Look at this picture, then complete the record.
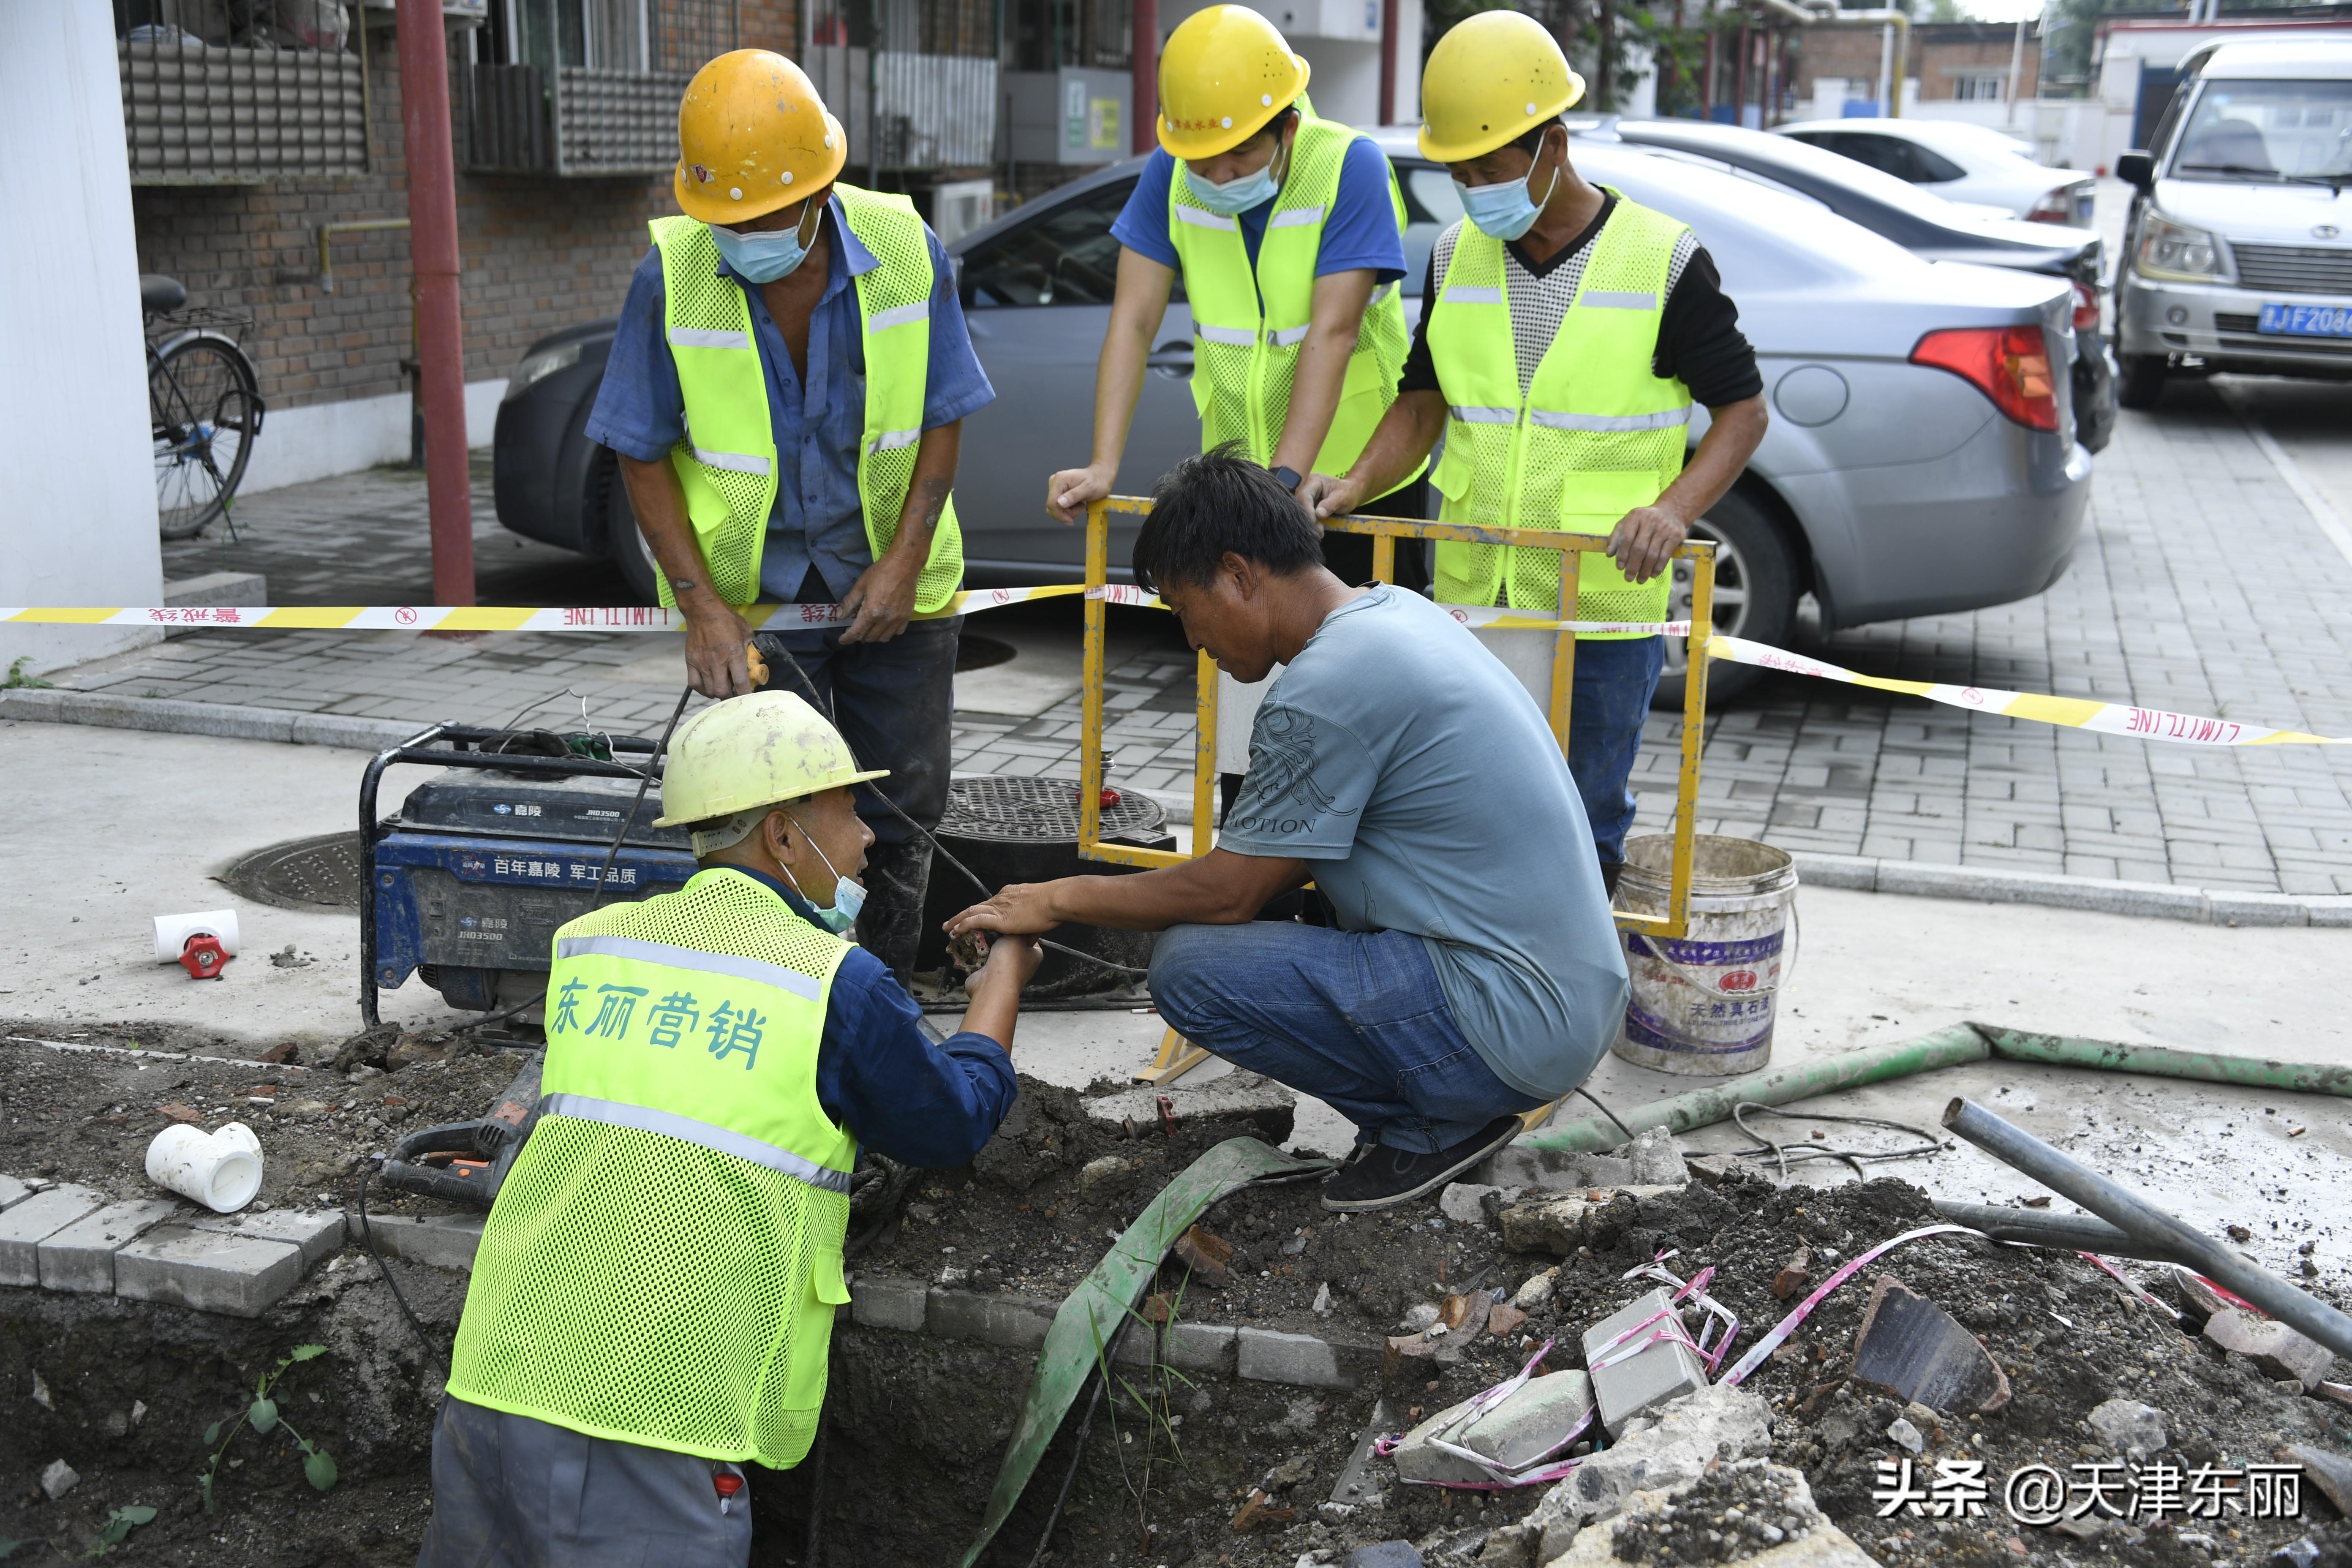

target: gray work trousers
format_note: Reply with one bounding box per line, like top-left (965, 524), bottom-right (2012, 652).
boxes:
top-left (415, 1396), bottom-right (751, 1568)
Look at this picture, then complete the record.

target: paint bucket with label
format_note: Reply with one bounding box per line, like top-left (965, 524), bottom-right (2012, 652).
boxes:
top-left (1610, 834), bottom-right (1798, 1077)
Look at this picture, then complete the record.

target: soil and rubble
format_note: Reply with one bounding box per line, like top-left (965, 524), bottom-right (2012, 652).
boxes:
top-left (5, 1023), bottom-right (2351, 1568)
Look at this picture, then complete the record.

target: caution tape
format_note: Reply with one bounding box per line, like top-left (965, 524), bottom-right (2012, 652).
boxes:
top-left (10, 594), bottom-right (2347, 748)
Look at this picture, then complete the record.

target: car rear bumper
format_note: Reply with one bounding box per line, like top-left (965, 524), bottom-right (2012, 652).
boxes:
top-left (2118, 275), bottom-right (2352, 377)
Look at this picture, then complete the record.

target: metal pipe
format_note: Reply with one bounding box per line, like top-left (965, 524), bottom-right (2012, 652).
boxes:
top-left (1942, 1097), bottom-right (2352, 1363)
top-left (315, 218), bottom-right (410, 294)
top-left (395, 0), bottom-right (475, 608)
top-left (1927, 1199), bottom-right (2178, 1264)
top-left (1132, 0), bottom-right (1157, 155)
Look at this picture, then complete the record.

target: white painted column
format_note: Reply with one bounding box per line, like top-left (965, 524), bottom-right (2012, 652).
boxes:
top-left (0, 3), bottom-right (164, 675)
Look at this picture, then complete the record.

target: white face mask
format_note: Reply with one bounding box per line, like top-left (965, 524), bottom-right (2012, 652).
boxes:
top-left (1184, 129), bottom-right (1290, 217)
top-left (786, 815), bottom-right (865, 935)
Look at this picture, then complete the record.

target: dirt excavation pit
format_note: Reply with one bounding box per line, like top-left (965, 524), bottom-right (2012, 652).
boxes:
top-left (6, 1026), bottom-right (2352, 1567)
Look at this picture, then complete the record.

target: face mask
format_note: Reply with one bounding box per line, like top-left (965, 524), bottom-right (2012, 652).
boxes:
top-left (787, 816), bottom-right (866, 935)
top-left (1184, 135), bottom-right (1288, 217)
top-left (1454, 136), bottom-right (1562, 242)
top-left (710, 201), bottom-right (819, 283)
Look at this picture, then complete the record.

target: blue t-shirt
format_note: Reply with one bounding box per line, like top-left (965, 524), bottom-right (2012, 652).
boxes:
top-left (584, 197), bottom-right (996, 603)
top-left (1109, 140), bottom-right (1406, 283)
top-left (1218, 586), bottom-right (1630, 1100)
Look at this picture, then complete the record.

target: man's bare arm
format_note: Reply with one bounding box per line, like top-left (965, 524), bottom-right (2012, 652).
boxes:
top-left (944, 849), bottom-right (1309, 937)
top-left (838, 419), bottom-right (959, 644)
top-left (618, 452), bottom-right (755, 697)
top-left (1298, 388), bottom-right (1447, 519)
top-left (1269, 268), bottom-right (1378, 482)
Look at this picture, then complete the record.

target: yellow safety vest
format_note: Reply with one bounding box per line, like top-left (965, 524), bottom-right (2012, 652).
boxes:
top-left (1165, 113), bottom-right (1416, 477)
top-left (649, 186), bottom-right (963, 611)
top-left (449, 867), bottom-right (857, 1470)
top-left (1426, 194), bottom-right (1692, 635)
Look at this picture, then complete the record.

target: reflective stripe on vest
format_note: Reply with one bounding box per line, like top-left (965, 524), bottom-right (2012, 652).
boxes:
top-left (1164, 114), bottom-right (1418, 478)
top-left (1424, 196), bottom-right (1694, 634)
top-left (648, 189), bottom-right (964, 612)
top-left (542, 1091), bottom-right (855, 1194)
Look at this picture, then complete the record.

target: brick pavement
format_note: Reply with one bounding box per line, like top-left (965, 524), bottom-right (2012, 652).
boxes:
top-left (47, 385), bottom-right (2352, 894)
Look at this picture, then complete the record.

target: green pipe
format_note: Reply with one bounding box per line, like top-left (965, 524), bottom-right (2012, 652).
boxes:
top-left (1519, 1023), bottom-right (1991, 1154)
top-left (1521, 1019), bottom-right (2352, 1157)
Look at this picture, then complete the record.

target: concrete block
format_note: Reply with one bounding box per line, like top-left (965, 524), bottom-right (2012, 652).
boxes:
top-left (2204, 1307), bottom-right (2333, 1390)
top-left (187, 1207), bottom-right (346, 1269)
top-left (1497, 1189), bottom-right (1680, 1254)
top-left (1084, 1069), bottom-right (1296, 1146)
top-left (0, 1184), bottom-right (107, 1286)
top-left (1439, 1183), bottom-right (1499, 1224)
top-left (1114, 1320), bottom-right (1236, 1378)
top-left (2204, 890), bottom-right (2309, 927)
top-left (849, 1274), bottom-right (929, 1333)
top-left (1464, 1371), bottom-right (1595, 1470)
top-left (348, 1211), bottom-right (484, 1271)
top-left (1544, 1462), bottom-right (1871, 1568)
top-left (1784, 851), bottom-right (1878, 891)
top-left (0, 1175), bottom-right (33, 1211)
top-left (36, 1198), bottom-right (188, 1293)
top-left (1583, 1289), bottom-right (1708, 1437)
top-left (114, 1226), bottom-right (304, 1317)
top-left (1237, 1326), bottom-right (1372, 1389)
top-left (2308, 898), bottom-right (2352, 929)
top-left (1390, 1394), bottom-right (1492, 1484)
top-left (928, 1289), bottom-right (1057, 1352)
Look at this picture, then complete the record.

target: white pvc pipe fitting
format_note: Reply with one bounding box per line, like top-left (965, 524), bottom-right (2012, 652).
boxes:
top-left (146, 1121), bottom-right (264, 1213)
top-left (153, 909), bottom-right (241, 964)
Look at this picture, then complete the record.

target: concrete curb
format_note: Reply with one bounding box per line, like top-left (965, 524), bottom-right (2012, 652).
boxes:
top-left (0, 1173), bottom-right (343, 1319)
top-left (8, 686), bottom-right (2345, 926)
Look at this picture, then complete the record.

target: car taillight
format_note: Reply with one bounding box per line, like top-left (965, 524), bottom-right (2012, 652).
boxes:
top-left (1911, 326), bottom-right (2060, 432)
top-left (2071, 279), bottom-right (2101, 333)
top-left (2025, 185), bottom-right (2078, 225)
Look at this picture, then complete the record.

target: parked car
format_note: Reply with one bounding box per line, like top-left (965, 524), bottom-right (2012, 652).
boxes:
top-left (2112, 39), bottom-right (2352, 408)
top-left (1607, 117), bottom-right (2113, 451)
top-left (495, 130), bottom-right (2090, 706)
top-left (1774, 117), bottom-right (2096, 226)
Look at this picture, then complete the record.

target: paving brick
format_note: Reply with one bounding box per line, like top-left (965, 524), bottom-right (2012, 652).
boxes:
top-left (927, 1289), bottom-right (1057, 1351)
top-left (1584, 1288), bottom-right (1708, 1436)
top-left (114, 1226), bottom-right (305, 1317)
top-left (36, 1198), bottom-right (190, 1293)
top-left (0, 1175), bottom-right (33, 1212)
top-left (187, 1208), bottom-right (346, 1269)
top-left (1236, 1326), bottom-right (1375, 1389)
top-left (0, 1185), bottom-right (107, 1286)
top-left (348, 1211), bottom-right (484, 1271)
top-left (848, 1274), bottom-right (928, 1333)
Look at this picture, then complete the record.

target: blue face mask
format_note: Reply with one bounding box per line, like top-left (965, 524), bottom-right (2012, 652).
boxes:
top-left (789, 819), bottom-right (866, 935)
top-left (1184, 137), bottom-right (1289, 217)
top-left (710, 204), bottom-right (818, 283)
top-left (1454, 146), bottom-right (1563, 242)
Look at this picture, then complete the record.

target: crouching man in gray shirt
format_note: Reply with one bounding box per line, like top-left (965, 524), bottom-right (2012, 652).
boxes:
top-left (946, 446), bottom-right (1627, 1211)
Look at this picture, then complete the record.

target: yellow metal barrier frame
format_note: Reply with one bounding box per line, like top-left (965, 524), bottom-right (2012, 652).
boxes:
top-left (1074, 496), bottom-right (1715, 1082)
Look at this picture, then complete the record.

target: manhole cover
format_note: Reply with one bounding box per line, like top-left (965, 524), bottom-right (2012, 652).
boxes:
top-left (956, 633), bottom-right (1016, 672)
top-left (218, 832), bottom-right (364, 912)
top-left (941, 774), bottom-right (1167, 844)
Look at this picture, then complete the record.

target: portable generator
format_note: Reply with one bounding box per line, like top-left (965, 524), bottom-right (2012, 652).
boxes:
top-left (359, 723), bottom-right (697, 1028)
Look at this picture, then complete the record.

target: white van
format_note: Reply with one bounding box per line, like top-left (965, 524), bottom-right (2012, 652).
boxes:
top-left (2113, 38), bottom-right (2352, 407)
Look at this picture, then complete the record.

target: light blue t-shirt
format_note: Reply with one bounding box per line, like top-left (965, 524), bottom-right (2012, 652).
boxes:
top-left (1218, 586), bottom-right (1629, 1100)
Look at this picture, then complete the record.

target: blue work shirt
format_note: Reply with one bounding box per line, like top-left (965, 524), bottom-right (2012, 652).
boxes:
top-left (1110, 141), bottom-right (1407, 283)
top-left (585, 196), bottom-right (996, 602)
top-left (729, 865), bottom-right (1017, 1169)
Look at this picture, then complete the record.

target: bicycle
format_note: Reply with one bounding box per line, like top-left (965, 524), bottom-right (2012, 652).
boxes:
top-left (144, 273), bottom-right (265, 540)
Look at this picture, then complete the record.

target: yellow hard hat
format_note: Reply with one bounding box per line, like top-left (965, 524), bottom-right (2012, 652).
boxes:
top-left (1157, 5), bottom-right (1311, 161)
top-left (674, 49), bottom-right (847, 226)
top-left (1418, 11), bottom-right (1586, 164)
top-left (653, 691), bottom-right (887, 827)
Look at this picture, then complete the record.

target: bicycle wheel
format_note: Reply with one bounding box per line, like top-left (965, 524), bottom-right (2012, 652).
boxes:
top-left (152, 335), bottom-right (260, 540)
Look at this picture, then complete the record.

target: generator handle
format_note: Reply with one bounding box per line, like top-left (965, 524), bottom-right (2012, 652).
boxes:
top-left (360, 724), bottom-right (453, 1028)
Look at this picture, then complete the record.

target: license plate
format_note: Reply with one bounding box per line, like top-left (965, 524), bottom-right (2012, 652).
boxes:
top-left (2257, 302), bottom-right (2352, 338)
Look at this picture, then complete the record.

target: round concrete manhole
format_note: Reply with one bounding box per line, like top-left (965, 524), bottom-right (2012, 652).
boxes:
top-left (218, 832), bottom-right (364, 912)
top-left (956, 632), bottom-right (1016, 672)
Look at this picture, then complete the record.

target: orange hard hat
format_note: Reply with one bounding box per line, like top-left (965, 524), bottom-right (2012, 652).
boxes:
top-left (675, 49), bottom-right (847, 225)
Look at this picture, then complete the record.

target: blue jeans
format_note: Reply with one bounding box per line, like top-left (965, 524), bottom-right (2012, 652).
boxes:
top-left (1149, 922), bottom-right (1545, 1154)
top-left (1568, 636), bottom-right (1665, 863)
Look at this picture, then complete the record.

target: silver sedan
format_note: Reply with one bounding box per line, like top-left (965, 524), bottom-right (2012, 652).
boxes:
top-left (947, 129), bottom-right (2092, 705)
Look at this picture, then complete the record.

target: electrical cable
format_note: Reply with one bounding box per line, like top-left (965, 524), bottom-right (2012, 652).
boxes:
top-left (1574, 1086), bottom-right (1636, 1143)
top-left (1025, 1315), bottom-right (1135, 1568)
top-left (357, 1159), bottom-right (451, 1377)
top-left (1729, 1100), bottom-right (1946, 1184)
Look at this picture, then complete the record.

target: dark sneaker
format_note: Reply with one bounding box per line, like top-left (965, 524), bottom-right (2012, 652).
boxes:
top-left (1320, 1115), bottom-right (1525, 1212)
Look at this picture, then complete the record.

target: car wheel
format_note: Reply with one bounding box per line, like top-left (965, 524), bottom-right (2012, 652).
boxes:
top-left (1651, 487), bottom-right (1798, 712)
top-left (602, 453), bottom-right (663, 605)
top-left (2116, 352), bottom-right (2167, 411)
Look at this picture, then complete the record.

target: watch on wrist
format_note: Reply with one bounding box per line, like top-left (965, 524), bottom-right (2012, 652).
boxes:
top-left (1269, 465), bottom-right (1304, 493)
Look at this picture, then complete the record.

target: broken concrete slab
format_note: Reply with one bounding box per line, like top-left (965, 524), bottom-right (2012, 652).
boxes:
top-left (1498, 1189), bottom-right (1680, 1254)
top-left (0, 1175), bottom-right (33, 1212)
top-left (1847, 1275), bottom-right (2011, 1414)
top-left (1544, 1461), bottom-right (1872, 1568)
top-left (1330, 1397), bottom-right (1391, 1510)
top-left (1083, 1068), bottom-right (1296, 1146)
top-left (0, 1184), bottom-right (107, 1286)
top-left (2087, 1397), bottom-right (2168, 1458)
top-left (2205, 1307), bottom-right (2333, 1390)
top-left (1513, 1269), bottom-right (1558, 1311)
top-left (186, 1206), bottom-right (346, 1269)
top-left (1485, 1127), bottom-right (1686, 1194)
top-left (1523, 1382), bottom-right (1775, 1559)
top-left (1440, 1183), bottom-right (1501, 1225)
top-left (34, 1197), bottom-right (187, 1293)
top-left (1583, 1288), bottom-right (1708, 1437)
top-left (1344, 1546), bottom-right (1424, 1568)
top-left (113, 1225), bottom-right (305, 1317)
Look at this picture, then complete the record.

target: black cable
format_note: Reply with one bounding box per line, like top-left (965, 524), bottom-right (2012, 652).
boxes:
top-left (755, 637), bottom-right (1152, 980)
top-left (357, 1158), bottom-right (450, 1378)
top-left (1026, 1317), bottom-right (1133, 1568)
top-left (1575, 1086), bottom-right (1637, 1143)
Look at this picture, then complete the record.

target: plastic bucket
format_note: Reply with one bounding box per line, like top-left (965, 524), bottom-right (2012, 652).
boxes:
top-left (1611, 834), bottom-right (1798, 1077)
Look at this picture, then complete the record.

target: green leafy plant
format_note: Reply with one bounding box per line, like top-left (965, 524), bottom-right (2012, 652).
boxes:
top-left (2, 656), bottom-right (53, 690)
top-left (199, 1344), bottom-right (338, 1513)
top-left (84, 1506), bottom-right (158, 1557)
top-left (1090, 1270), bottom-right (1201, 1554)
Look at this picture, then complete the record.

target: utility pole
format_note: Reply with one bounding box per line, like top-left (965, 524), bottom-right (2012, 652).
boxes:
top-left (1133, 0), bottom-right (1157, 154)
top-left (1379, 0), bottom-right (1399, 123)
top-left (2006, 11), bottom-right (2028, 125)
top-left (395, 0), bottom-right (473, 608)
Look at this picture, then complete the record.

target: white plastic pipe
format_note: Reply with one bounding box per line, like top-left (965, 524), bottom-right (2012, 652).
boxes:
top-left (146, 1122), bottom-right (263, 1213)
top-left (153, 909), bottom-right (240, 964)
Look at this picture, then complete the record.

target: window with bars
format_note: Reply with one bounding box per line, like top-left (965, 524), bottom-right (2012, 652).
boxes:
top-left (115, 0), bottom-right (369, 183)
top-left (1952, 72), bottom-right (2007, 102)
top-left (803, 0), bottom-right (1002, 173)
top-left (460, 0), bottom-right (734, 175)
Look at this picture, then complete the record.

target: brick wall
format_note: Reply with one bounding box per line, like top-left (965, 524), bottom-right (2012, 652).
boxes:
top-left (131, 3), bottom-right (795, 416)
top-left (1791, 22), bottom-right (2040, 105)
